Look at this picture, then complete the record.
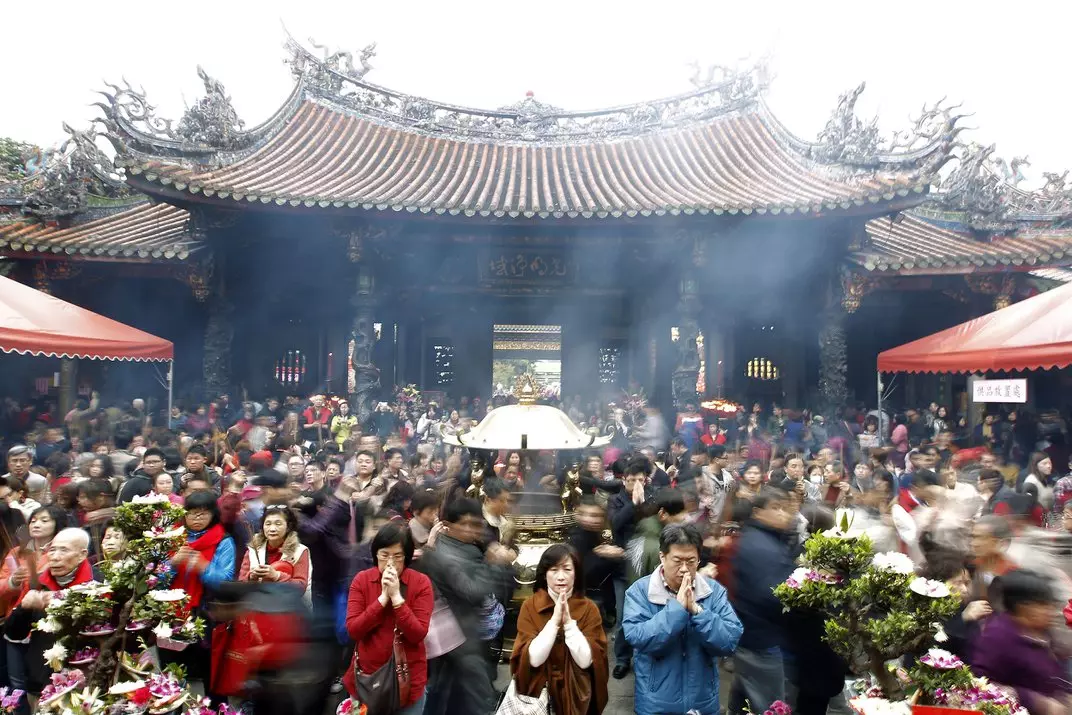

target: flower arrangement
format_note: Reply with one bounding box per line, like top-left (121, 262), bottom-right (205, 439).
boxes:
top-left (118, 649), bottom-right (154, 678)
top-left (0, 687), bottom-right (23, 714)
top-left (130, 588), bottom-right (188, 629)
top-left (619, 387), bottom-right (648, 420)
top-left (336, 697), bottom-right (368, 715)
top-left (906, 649), bottom-right (1026, 715)
top-left (744, 699), bottom-right (793, 715)
top-left (30, 499), bottom-right (230, 715)
top-left (849, 649), bottom-right (1028, 715)
top-left (68, 646), bottom-right (100, 666)
top-left (779, 527), bottom-right (1029, 715)
top-left (39, 581), bottom-right (114, 635)
top-left (393, 384), bottom-right (423, 410)
top-left (538, 383), bottom-right (561, 402)
top-left (186, 700), bottom-right (239, 715)
top-left (38, 670), bottom-right (86, 709)
top-left (774, 527), bottom-right (961, 699)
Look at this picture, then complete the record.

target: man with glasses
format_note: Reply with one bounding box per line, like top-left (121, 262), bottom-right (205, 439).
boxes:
top-left (729, 486), bottom-right (797, 715)
top-left (3, 446), bottom-right (32, 483)
top-left (119, 447), bottom-right (168, 503)
top-left (624, 522), bottom-right (742, 715)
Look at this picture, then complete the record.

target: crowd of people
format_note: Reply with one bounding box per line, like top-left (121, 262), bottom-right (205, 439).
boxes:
top-left (0, 390), bottom-right (1069, 715)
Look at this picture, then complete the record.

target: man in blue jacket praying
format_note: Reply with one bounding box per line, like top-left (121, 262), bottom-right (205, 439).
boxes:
top-left (624, 522), bottom-right (743, 715)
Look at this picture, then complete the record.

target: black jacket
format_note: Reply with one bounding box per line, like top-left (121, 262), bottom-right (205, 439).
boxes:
top-left (295, 495), bottom-right (353, 595)
top-left (607, 488), bottom-right (653, 547)
top-left (415, 535), bottom-right (511, 641)
top-left (181, 466), bottom-right (223, 495)
top-left (732, 520), bottom-right (795, 650)
top-left (117, 471), bottom-right (154, 503)
top-left (568, 526), bottom-right (622, 589)
top-left (785, 609), bottom-right (849, 698)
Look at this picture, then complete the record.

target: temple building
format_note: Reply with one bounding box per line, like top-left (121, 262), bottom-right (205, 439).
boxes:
top-left (2, 38), bottom-right (1071, 417)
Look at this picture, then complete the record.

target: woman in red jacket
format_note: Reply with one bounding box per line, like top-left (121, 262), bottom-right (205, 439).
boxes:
top-left (344, 521), bottom-right (434, 714)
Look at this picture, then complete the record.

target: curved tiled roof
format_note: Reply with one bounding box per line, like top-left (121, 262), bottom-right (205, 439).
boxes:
top-left (123, 100), bottom-right (928, 219)
top-left (856, 213), bottom-right (1072, 273)
top-left (0, 202), bottom-right (198, 262)
top-left (96, 45), bottom-right (952, 221)
top-left (1030, 267), bottom-right (1072, 283)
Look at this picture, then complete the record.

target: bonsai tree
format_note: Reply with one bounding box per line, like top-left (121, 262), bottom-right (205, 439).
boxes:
top-left (33, 494), bottom-right (213, 715)
top-left (774, 525), bottom-right (960, 700)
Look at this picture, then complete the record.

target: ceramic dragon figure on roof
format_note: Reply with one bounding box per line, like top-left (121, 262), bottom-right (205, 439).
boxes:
top-left (308, 38), bottom-right (377, 81)
top-left (175, 66), bottom-right (245, 149)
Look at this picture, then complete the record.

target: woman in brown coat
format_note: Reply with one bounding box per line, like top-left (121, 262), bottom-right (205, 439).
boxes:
top-left (510, 543), bottom-right (609, 715)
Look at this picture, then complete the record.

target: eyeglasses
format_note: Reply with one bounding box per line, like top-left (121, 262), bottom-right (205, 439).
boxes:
top-left (377, 553), bottom-right (405, 563)
top-left (666, 556), bottom-right (699, 567)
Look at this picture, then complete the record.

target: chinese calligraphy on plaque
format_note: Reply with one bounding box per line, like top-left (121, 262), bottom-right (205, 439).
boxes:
top-left (479, 249), bottom-right (576, 285)
top-left (971, 378), bottom-right (1027, 404)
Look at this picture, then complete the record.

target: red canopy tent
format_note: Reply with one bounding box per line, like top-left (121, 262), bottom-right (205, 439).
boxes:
top-left (0, 274), bottom-right (173, 412)
top-left (878, 280), bottom-right (1072, 374)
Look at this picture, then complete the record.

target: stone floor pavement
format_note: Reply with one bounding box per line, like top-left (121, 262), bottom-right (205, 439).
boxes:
top-left (494, 663), bottom-right (651, 714)
top-left (494, 653), bottom-right (734, 715)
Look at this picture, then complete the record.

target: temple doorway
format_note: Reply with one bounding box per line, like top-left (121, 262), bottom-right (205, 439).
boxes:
top-left (492, 324), bottom-right (561, 398)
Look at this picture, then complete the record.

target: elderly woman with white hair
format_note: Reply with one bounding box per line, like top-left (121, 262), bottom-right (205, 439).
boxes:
top-left (6, 527), bottom-right (99, 714)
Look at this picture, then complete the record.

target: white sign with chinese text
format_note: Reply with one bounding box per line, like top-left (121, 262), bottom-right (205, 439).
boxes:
top-left (971, 378), bottom-right (1027, 403)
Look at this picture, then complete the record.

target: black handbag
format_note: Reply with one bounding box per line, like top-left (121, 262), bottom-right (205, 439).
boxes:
top-left (3, 606), bottom-right (34, 642)
top-left (353, 628), bottom-right (410, 715)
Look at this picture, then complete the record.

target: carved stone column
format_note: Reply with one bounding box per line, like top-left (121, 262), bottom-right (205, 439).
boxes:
top-left (58, 358), bottom-right (78, 418)
top-left (202, 256), bottom-right (233, 400)
top-left (817, 301), bottom-right (849, 417)
top-left (671, 271), bottom-right (703, 409)
top-left (350, 265), bottom-right (380, 427)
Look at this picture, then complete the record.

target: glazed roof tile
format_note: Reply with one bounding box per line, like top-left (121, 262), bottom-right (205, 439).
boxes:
top-left (0, 202), bottom-right (198, 262)
top-left (97, 47), bottom-right (952, 220)
top-left (1029, 267), bottom-right (1072, 283)
top-left (122, 101), bottom-right (927, 218)
top-left (856, 213), bottom-right (1072, 274)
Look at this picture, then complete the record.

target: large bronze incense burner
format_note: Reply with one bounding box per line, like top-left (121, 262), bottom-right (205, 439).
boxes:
top-left (443, 376), bottom-right (610, 656)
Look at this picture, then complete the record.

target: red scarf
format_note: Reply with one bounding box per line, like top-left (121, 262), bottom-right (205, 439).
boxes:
top-left (895, 489), bottom-right (924, 555)
top-left (38, 558), bottom-right (95, 592)
top-left (176, 524), bottom-right (227, 609)
top-left (898, 488), bottom-right (921, 514)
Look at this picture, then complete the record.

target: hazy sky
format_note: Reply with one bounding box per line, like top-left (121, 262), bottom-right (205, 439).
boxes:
top-left (4, 0), bottom-right (1067, 185)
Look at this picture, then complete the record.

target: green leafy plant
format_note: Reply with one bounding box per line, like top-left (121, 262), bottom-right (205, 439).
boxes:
top-left (775, 531), bottom-right (961, 700)
top-left (32, 495), bottom-right (228, 715)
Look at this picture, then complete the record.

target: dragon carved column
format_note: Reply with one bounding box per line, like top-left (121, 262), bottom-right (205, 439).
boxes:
top-left (671, 269), bottom-right (703, 409)
top-left (202, 255), bottom-right (233, 401)
top-left (818, 275), bottom-right (850, 417)
top-left (349, 264), bottom-right (381, 428)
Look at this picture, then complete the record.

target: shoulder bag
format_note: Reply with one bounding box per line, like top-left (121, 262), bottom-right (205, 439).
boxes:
top-left (353, 627), bottom-right (411, 714)
top-left (494, 679), bottom-right (551, 715)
